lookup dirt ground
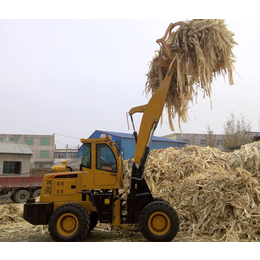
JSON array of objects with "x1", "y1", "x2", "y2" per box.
[
  {"x1": 0, "y1": 197, "x2": 208, "y2": 242},
  {"x1": 1, "y1": 197, "x2": 254, "y2": 242},
  {"x1": 0, "y1": 221, "x2": 204, "y2": 242},
  {"x1": 0, "y1": 222, "x2": 147, "y2": 242}
]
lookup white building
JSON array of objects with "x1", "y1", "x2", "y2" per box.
[
  {"x1": 0, "y1": 134, "x2": 55, "y2": 168},
  {"x1": 0, "y1": 141, "x2": 33, "y2": 175}
]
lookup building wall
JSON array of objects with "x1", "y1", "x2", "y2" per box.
[
  {"x1": 0, "y1": 134, "x2": 55, "y2": 168},
  {"x1": 0, "y1": 153, "x2": 32, "y2": 176},
  {"x1": 120, "y1": 138, "x2": 136, "y2": 159},
  {"x1": 163, "y1": 133, "x2": 225, "y2": 151}
]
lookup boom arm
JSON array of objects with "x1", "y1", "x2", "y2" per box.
[
  {"x1": 129, "y1": 22, "x2": 181, "y2": 174},
  {"x1": 129, "y1": 64, "x2": 175, "y2": 166}
]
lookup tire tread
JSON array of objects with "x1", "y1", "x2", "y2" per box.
[
  {"x1": 48, "y1": 202, "x2": 90, "y2": 242},
  {"x1": 139, "y1": 201, "x2": 179, "y2": 242}
]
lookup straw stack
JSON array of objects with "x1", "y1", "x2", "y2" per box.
[{"x1": 122, "y1": 141, "x2": 260, "y2": 241}]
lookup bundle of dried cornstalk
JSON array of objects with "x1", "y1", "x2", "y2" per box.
[
  {"x1": 145, "y1": 19, "x2": 237, "y2": 131},
  {"x1": 122, "y1": 141, "x2": 260, "y2": 241}
]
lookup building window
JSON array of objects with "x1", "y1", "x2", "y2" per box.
[
  {"x1": 3, "y1": 161, "x2": 21, "y2": 174},
  {"x1": 217, "y1": 140, "x2": 223, "y2": 145},
  {"x1": 54, "y1": 152, "x2": 77, "y2": 159},
  {"x1": 10, "y1": 137, "x2": 19, "y2": 142},
  {"x1": 183, "y1": 139, "x2": 190, "y2": 144},
  {"x1": 200, "y1": 140, "x2": 206, "y2": 146},
  {"x1": 40, "y1": 151, "x2": 49, "y2": 158},
  {"x1": 41, "y1": 138, "x2": 49, "y2": 145},
  {"x1": 24, "y1": 138, "x2": 33, "y2": 145}
]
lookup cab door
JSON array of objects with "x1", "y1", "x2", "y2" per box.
[
  {"x1": 81, "y1": 143, "x2": 95, "y2": 190},
  {"x1": 94, "y1": 143, "x2": 117, "y2": 186}
]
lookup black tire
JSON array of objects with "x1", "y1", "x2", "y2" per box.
[
  {"x1": 154, "y1": 197, "x2": 167, "y2": 203},
  {"x1": 13, "y1": 189, "x2": 30, "y2": 203},
  {"x1": 89, "y1": 212, "x2": 99, "y2": 232},
  {"x1": 48, "y1": 203, "x2": 90, "y2": 242},
  {"x1": 139, "y1": 201, "x2": 179, "y2": 242},
  {"x1": 32, "y1": 189, "x2": 41, "y2": 199}
]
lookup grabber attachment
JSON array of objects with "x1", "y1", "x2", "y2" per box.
[
  {"x1": 155, "y1": 21, "x2": 184, "y2": 84},
  {"x1": 156, "y1": 21, "x2": 184, "y2": 60}
]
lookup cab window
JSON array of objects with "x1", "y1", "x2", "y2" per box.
[
  {"x1": 96, "y1": 144, "x2": 117, "y2": 173},
  {"x1": 82, "y1": 143, "x2": 91, "y2": 169}
]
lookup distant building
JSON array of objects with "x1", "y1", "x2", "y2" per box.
[
  {"x1": 78, "y1": 130, "x2": 186, "y2": 160},
  {"x1": 163, "y1": 133, "x2": 225, "y2": 151},
  {"x1": 163, "y1": 131, "x2": 260, "y2": 152},
  {"x1": 0, "y1": 134, "x2": 55, "y2": 168},
  {"x1": 0, "y1": 141, "x2": 33, "y2": 175},
  {"x1": 54, "y1": 149, "x2": 78, "y2": 159}
]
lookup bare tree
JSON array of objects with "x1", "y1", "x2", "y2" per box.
[
  {"x1": 222, "y1": 112, "x2": 251, "y2": 151},
  {"x1": 204, "y1": 123, "x2": 216, "y2": 147}
]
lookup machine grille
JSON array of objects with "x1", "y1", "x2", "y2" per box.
[{"x1": 45, "y1": 179, "x2": 53, "y2": 195}]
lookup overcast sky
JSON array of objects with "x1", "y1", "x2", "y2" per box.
[{"x1": 1, "y1": 5, "x2": 260, "y2": 148}]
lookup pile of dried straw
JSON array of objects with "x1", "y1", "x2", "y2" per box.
[
  {"x1": 0, "y1": 204, "x2": 48, "y2": 241},
  {"x1": 122, "y1": 141, "x2": 260, "y2": 241},
  {"x1": 0, "y1": 204, "x2": 24, "y2": 224},
  {"x1": 145, "y1": 19, "x2": 237, "y2": 131}
]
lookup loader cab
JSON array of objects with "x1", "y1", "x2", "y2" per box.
[{"x1": 80, "y1": 137, "x2": 122, "y2": 189}]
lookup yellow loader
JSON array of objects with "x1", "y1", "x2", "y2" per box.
[{"x1": 23, "y1": 23, "x2": 181, "y2": 242}]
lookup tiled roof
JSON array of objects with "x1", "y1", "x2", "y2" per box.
[{"x1": 0, "y1": 141, "x2": 33, "y2": 155}]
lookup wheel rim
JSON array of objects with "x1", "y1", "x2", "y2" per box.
[
  {"x1": 148, "y1": 211, "x2": 170, "y2": 236},
  {"x1": 20, "y1": 194, "x2": 26, "y2": 200},
  {"x1": 19, "y1": 193, "x2": 28, "y2": 201},
  {"x1": 57, "y1": 213, "x2": 79, "y2": 237}
]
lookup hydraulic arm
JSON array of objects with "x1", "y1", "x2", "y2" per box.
[
  {"x1": 129, "y1": 22, "x2": 182, "y2": 175},
  {"x1": 125, "y1": 23, "x2": 182, "y2": 226}
]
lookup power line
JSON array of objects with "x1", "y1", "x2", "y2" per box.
[{"x1": 54, "y1": 133, "x2": 81, "y2": 140}]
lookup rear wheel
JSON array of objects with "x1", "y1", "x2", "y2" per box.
[
  {"x1": 13, "y1": 189, "x2": 30, "y2": 203},
  {"x1": 32, "y1": 189, "x2": 41, "y2": 199},
  {"x1": 48, "y1": 203, "x2": 90, "y2": 242},
  {"x1": 139, "y1": 201, "x2": 179, "y2": 242}
]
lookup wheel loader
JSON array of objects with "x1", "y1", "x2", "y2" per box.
[{"x1": 23, "y1": 23, "x2": 181, "y2": 242}]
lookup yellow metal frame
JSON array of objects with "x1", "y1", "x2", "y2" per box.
[
  {"x1": 129, "y1": 62, "x2": 176, "y2": 165},
  {"x1": 129, "y1": 22, "x2": 182, "y2": 165}
]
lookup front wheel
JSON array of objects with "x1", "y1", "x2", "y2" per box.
[
  {"x1": 48, "y1": 203, "x2": 90, "y2": 242},
  {"x1": 139, "y1": 201, "x2": 179, "y2": 242}
]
